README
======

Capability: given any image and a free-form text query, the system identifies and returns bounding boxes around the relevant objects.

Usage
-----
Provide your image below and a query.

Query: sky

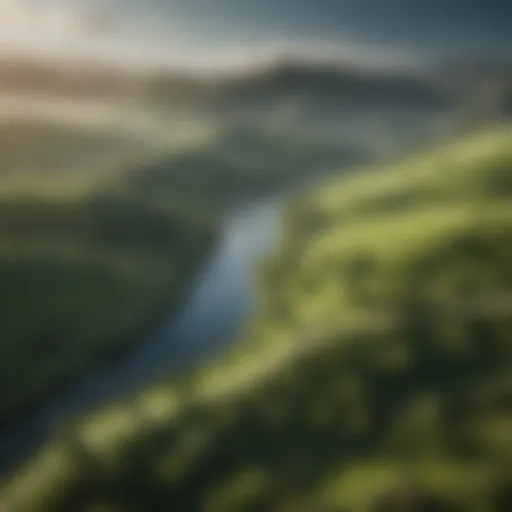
[0,0,511,70]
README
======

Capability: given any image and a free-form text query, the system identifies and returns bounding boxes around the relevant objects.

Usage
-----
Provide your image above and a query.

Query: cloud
[0,1,421,73]
[0,0,119,52]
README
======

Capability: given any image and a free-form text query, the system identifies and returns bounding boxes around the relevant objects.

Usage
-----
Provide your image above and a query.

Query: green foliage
[117,124,365,213]
[2,126,512,511]
[0,168,215,423]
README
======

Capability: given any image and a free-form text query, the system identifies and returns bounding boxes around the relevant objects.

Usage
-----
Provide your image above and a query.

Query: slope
[1,126,511,512]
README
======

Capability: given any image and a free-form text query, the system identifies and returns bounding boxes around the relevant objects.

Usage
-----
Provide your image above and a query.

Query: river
[0,197,282,475]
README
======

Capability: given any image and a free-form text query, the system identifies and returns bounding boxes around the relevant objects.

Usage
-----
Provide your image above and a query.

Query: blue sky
[119,0,512,52]
[1,0,511,68]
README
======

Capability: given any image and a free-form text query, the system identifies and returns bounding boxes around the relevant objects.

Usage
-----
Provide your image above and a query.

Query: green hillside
[1,126,511,512]
[0,166,216,423]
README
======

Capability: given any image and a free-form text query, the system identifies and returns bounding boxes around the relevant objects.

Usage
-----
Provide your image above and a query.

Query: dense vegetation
[0,163,216,424]
[0,111,376,427]
[2,126,510,511]
[117,123,368,213]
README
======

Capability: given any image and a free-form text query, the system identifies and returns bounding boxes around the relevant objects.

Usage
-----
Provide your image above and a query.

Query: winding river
[0,197,282,475]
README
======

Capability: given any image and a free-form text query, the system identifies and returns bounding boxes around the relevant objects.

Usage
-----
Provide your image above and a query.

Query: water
[0,197,282,475]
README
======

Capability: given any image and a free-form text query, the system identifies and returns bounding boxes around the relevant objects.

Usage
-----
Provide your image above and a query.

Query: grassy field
[1,125,510,511]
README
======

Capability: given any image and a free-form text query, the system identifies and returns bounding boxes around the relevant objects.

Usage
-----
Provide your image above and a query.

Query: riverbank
[0,181,217,427]
[0,198,280,477]
[0,233,214,426]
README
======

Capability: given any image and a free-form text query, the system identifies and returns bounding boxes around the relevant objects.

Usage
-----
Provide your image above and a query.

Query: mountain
[210,58,451,111]
[5,53,512,141]
[0,54,450,110]
[3,52,512,120]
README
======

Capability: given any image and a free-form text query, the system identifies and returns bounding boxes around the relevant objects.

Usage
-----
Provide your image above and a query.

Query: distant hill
[3,54,511,140]
[209,58,451,111]
[432,57,512,127]
[0,54,450,110]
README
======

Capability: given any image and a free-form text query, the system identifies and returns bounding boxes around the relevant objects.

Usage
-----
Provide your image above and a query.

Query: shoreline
[0,230,217,463]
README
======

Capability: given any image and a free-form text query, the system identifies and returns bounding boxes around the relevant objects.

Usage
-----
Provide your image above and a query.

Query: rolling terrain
[2,126,510,511]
